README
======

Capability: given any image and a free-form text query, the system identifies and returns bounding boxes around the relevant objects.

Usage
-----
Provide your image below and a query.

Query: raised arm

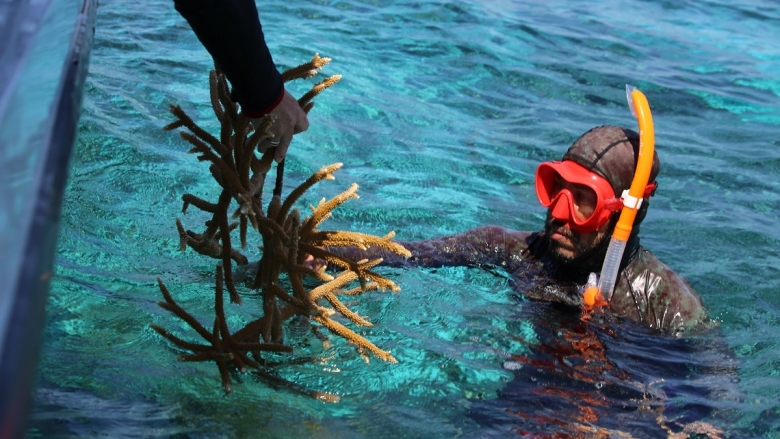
[174,0,282,115]
[174,0,308,162]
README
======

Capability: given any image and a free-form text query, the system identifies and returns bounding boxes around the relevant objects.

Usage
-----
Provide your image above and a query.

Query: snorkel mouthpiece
[581,272,606,308]
[583,85,656,308]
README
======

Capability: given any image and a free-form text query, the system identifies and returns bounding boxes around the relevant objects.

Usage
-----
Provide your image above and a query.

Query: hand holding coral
[253,88,309,163]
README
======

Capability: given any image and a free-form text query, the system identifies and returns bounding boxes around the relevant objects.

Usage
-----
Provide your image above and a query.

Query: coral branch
[155,55,409,395]
[298,75,342,109]
[301,182,359,235]
[155,278,213,342]
[281,52,332,82]
[168,104,227,157]
[277,162,342,223]
[313,316,397,363]
[208,70,224,122]
[322,292,373,327]
[182,193,218,214]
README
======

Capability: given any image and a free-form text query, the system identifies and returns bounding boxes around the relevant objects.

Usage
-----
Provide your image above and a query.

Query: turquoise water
[27,0,780,438]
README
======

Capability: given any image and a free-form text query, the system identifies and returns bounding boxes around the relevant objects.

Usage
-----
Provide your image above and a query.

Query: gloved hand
[252,88,309,163]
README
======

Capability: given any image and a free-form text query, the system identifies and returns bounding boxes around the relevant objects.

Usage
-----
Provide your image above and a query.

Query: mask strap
[603,198,623,211]
[644,181,657,197]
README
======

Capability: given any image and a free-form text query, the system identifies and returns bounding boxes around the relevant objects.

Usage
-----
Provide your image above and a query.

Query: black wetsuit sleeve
[174,0,284,117]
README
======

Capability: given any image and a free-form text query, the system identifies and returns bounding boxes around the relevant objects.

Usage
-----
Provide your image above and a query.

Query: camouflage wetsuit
[344,125,711,336]
[340,225,707,335]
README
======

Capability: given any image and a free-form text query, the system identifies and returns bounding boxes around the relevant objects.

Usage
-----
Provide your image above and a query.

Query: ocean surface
[26,0,780,438]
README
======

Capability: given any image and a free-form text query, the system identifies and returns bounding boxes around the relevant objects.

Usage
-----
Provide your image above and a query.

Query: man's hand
[251,89,309,163]
[303,253,328,272]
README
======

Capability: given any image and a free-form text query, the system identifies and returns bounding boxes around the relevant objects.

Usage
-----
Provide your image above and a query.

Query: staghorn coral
[152,54,410,395]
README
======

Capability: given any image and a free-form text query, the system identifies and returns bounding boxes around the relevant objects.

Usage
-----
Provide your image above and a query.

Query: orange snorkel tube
[582,85,655,307]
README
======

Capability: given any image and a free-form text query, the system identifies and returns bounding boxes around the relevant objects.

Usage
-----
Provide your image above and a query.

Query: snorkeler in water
[173,0,308,163]
[172,1,706,334]
[328,125,708,335]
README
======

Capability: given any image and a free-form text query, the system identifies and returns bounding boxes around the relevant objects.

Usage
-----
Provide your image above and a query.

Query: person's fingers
[257,136,281,153]
[303,254,327,272]
[277,90,308,134]
[274,132,293,163]
[250,89,309,160]
[293,109,309,134]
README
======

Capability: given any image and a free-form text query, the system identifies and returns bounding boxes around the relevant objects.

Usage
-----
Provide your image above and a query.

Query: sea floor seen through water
[25,0,780,438]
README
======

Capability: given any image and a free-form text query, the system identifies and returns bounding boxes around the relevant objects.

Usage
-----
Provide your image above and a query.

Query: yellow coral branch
[308,270,358,301]
[281,52,332,82]
[298,75,342,109]
[301,182,359,235]
[322,292,373,327]
[342,232,412,257]
[277,162,343,223]
[335,283,382,296]
[312,316,396,363]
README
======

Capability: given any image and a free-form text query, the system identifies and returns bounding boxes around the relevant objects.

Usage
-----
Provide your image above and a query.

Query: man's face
[545,214,611,262]
[544,177,612,262]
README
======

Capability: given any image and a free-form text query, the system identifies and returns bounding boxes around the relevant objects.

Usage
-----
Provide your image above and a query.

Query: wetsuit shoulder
[609,247,707,334]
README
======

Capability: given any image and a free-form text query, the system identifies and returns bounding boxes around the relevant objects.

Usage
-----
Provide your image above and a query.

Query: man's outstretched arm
[327,226,531,270]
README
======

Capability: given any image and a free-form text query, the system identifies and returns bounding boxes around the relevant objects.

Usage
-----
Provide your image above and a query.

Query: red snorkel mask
[535,160,657,233]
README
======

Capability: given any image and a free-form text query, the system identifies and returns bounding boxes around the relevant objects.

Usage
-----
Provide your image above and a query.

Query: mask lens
[568,182,597,221]
[535,161,616,231]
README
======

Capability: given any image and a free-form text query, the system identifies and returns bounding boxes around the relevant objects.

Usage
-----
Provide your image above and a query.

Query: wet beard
[543,215,611,274]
